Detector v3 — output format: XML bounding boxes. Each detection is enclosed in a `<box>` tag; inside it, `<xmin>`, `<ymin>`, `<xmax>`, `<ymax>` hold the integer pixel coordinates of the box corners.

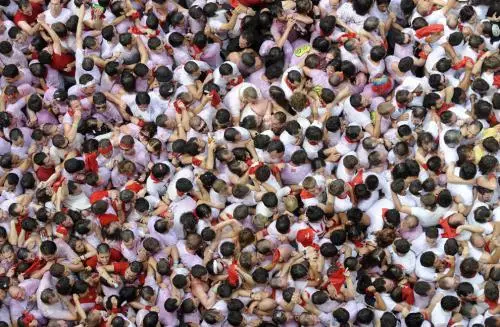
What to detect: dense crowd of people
<box><xmin>0</xmin><ymin>0</ymin><xmax>498</xmax><ymax>325</ymax></box>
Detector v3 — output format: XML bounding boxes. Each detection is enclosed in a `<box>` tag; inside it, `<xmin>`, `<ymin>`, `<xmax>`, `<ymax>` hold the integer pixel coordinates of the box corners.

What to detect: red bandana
<box><xmin>84</xmin><ymin>152</ymin><xmax>99</xmax><ymax>173</ymax></box>
<box><xmin>99</xmin><ymin>144</ymin><xmax>113</xmax><ymax>155</ymax></box>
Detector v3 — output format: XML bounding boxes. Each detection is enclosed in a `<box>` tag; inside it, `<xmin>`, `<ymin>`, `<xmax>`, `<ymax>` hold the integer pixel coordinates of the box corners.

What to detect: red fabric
<box><xmin>13</xmin><ymin>2</ymin><xmax>43</xmax><ymax>25</ymax></box>
<box><xmin>451</xmin><ymin>56</ymin><xmax>474</xmax><ymax>70</ymax></box>
<box><xmin>174</xmin><ymin>99</ymin><xmax>184</xmax><ymax>113</ymax></box>
<box><xmin>85</xmin><ymin>256</ymin><xmax>98</xmax><ymax>268</ymax></box>
<box><xmin>52</xmin><ymin>176</ymin><xmax>66</xmax><ymax>192</ymax></box>
<box><xmin>150</xmin><ymin>174</ymin><xmax>162</xmax><ymax>183</ymax></box>
<box><xmin>300</xmin><ymin>190</ymin><xmax>315</xmax><ymax>199</ymax></box>
<box><xmin>78</xmin><ymin>287</ymin><xmax>97</xmax><ymax>304</ymax></box>
<box><xmin>248</xmin><ymin>162</ymin><xmax>264</xmax><ymax>175</ymax></box>
<box><xmin>336</xmin><ymin>32</ymin><xmax>357</xmax><ymax>46</ymax></box>
<box><xmin>84</xmin><ymin>152</ymin><xmax>99</xmax><ymax>173</ymax></box>
<box><xmin>23</xmin><ymin>257</ymin><xmax>44</xmax><ymax>277</ymax></box>
<box><xmin>90</xmin><ymin>190</ymin><xmax>109</xmax><ymax>204</ymax></box>
<box><xmin>237</xmin><ymin>0</ymin><xmax>264</xmax><ymax>6</ymax></box>
<box><xmin>98</xmin><ymin>213</ymin><xmax>119</xmax><ymax>226</ymax></box>
<box><xmin>192</xmin><ymin>157</ymin><xmax>202</xmax><ymax>166</ymax></box>
<box><xmin>296</xmin><ymin>228</ymin><xmax>315</xmax><ymax>247</ymax></box>
<box><xmin>130</xmin><ymin>11</ymin><xmax>140</xmax><ymax>20</ymax></box>
<box><xmin>56</xmin><ymin>225</ymin><xmax>69</xmax><ymax>236</ymax></box>
<box><xmin>437</xmin><ymin>102</ymin><xmax>454</xmax><ymax>116</ymax></box>
<box><xmin>227</xmin><ymin>76</ymin><xmax>244</xmax><ymax>89</ymax></box>
<box><xmin>344</xmin><ymin>136</ymin><xmax>357</xmax><ymax>144</ymax></box>
<box><xmin>348</xmin><ymin>169</ymin><xmax>364</xmax><ymax>188</ymax></box>
<box><xmin>210</xmin><ymin>90</ymin><xmax>221</xmax><ymax>106</ymax></box>
<box><xmin>272</xmin><ymin>249</ymin><xmax>281</xmax><ymax>264</ymax></box>
<box><xmin>36</xmin><ymin>166</ymin><xmax>55</xmax><ymax>181</ymax></box>
<box><xmin>493</xmin><ymin>75</ymin><xmax>500</xmax><ymax>88</ymax></box>
<box><xmin>328</xmin><ymin>265</ymin><xmax>346</xmax><ymax>292</ymax></box>
<box><xmin>285</xmin><ymin>78</ymin><xmax>298</xmax><ymax>91</ymax></box>
<box><xmin>113</xmin><ymin>261</ymin><xmax>129</xmax><ymax>275</ymax></box>
<box><xmin>125</xmin><ymin>182</ymin><xmax>143</xmax><ymax>193</ymax></box>
<box><xmin>439</xmin><ymin>216</ymin><xmax>457</xmax><ymax>238</ymax></box>
<box><xmin>415</xmin><ymin>24</ymin><xmax>444</xmax><ymax>39</ymax></box>
<box><xmin>484</xmin><ymin>298</ymin><xmax>498</xmax><ymax>310</ymax></box>
<box><xmin>99</xmin><ymin>144</ymin><xmax>113</xmax><ymax>155</ymax></box>
<box><xmin>227</xmin><ymin>261</ymin><xmax>239</xmax><ymax>287</ymax></box>
<box><xmin>401</xmin><ymin>284</ymin><xmax>415</xmax><ymax>305</ymax></box>
<box><xmin>110</xmin><ymin>249</ymin><xmax>123</xmax><ymax>261</ymax></box>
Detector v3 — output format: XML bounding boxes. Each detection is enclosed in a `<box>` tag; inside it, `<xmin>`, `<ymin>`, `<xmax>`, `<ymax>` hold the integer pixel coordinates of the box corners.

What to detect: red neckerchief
<box><xmin>248</xmin><ymin>162</ymin><xmax>264</xmax><ymax>175</ymax></box>
<box><xmin>300</xmin><ymin>189</ymin><xmax>315</xmax><ymax>199</ymax></box>
<box><xmin>192</xmin><ymin>157</ymin><xmax>202</xmax><ymax>166</ymax></box>
<box><xmin>396</xmin><ymin>101</ymin><xmax>406</xmax><ymax>109</ymax></box>
<box><xmin>381</xmin><ymin>208</ymin><xmax>389</xmax><ymax>219</ymax></box>
<box><xmin>353</xmin><ymin>106</ymin><xmax>365</xmax><ymax>113</ymax></box>
<box><xmin>191</xmin><ymin>44</ymin><xmax>203</xmax><ymax>55</ymax></box>
<box><xmin>336</xmin><ymin>32</ymin><xmax>357</xmax><ymax>46</ymax></box>
<box><xmin>451</xmin><ymin>56</ymin><xmax>474</xmax><ymax>70</ymax></box>
<box><xmin>437</xmin><ymin>102</ymin><xmax>454</xmax><ymax>116</ymax></box>
<box><xmin>353</xmin><ymin>240</ymin><xmax>364</xmax><ymax>248</ymax></box>
<box><xmin>99</xmin><ymin>144</ymin><xmax>113</xmax><ymax>155</ymax></box>
<box><xmin>78</xmin><ymin>287</ymin><xmax>97</xmax><ymax>304</ymax></box>
<box><xmin>401</xmin><ymin>284</ymin><xmax>415</xmax><ymax>305</ymax></box>
<box><xmin>174</xmin><ymin>99</ymin><xmax>184</xmax><ymax>114</ymax></box>
<box><xmin>210</xmin><ymin>89</ymin><xmax>221</xmax><ymax>106</ymax></box>
<box><xmin>344</xmin><ymin>136</ymin><xmax>357</xmax><ymax>144</ymax></box>
<box><xmin>150</xmin><ymin>174</ymin><xmax>162</xmax><ymax>183</ymax></box>
<box><xmin>67</xmin><ymin>108</ymin><xmax>75</xmax><ymax>117</ymax></box>
<box><xmin>98</xmin><ymin>213</ymin><xmax>119</xmax><ymax>226</ymax></box>
<box><xmin>493</xmin><ymin>74</ymin><xmax>500</xmax><ymax>88</ymax></box>
<box><xmin>89</xmin><ymin>190</ymin><xmax>109</xmax><ymax>204</ymax></box>
<box><xmin>22</xmin><ymin>312</ymin><xmax>35</xmax><ymax>326</ymax></box>
<box><xmin>285</xmin><ymin>78</ymin><xmax>298</xmax><ymax>91</ymax></box>
<box><xmin>227</xmin><ymin>75</ymin><xmax>243</xmax><ymax>89</ymax></box>
<box><xmin>84</xmin><ymin>152</ymin><xmax>98</xmax><ymax>173</ymax></box>
<box><xmin>308</xmin><ymin>140</ymin><xmax>320</xmax><ymax>146</ymax></box>
<box><xmin>23</xmin><ymin>257</ymin><xmax>45</xmax><ymax>277</ymax></box>
<box><xmin>272</xmin><ymin>249</ymin><xmax>281</xmax><ymax>264</ymax></box>
<box><xmin>348</xmin><ymin>169</ymin><xmax>363</xmax><ymax>188</ymax></box>
<box><xmin>439</xmin><ymin>216</ymin><xmax>457</xmax><ymax>238</ymax></box>
<box><xmin>227</xmin><ymin>260</ymin><xmax>239</xmax><ymax>287</ymax></box>
<box><xmin>485</xmin><ymin>298</ymin><xmax>498</xmax><ymax>310</ymax></box>
<box><xmin>125</xmin><ymin>181</ymin><xmax>143</xmax><ymax>193</ymax></box>
<box><xmin>337</xmin><ymin>192</ymin><xmax>348</xmax><ymax>199</ymax></box>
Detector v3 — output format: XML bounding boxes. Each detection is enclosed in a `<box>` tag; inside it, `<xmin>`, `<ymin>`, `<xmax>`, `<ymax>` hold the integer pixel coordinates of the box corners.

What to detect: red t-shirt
<box><xmin>32</xmin><ymin>50</ymin><xmax>76</xmax><ymax>77</ymax></box>
<box><xmin>13</xmin><ymin>2</ymin><xmax>43</xmax><ymax>26</ymax></box>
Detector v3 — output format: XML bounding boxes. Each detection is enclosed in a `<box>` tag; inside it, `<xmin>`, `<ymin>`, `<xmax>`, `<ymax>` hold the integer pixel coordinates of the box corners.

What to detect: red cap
<box><xmin>415</xmin><ymin>24</ymin><xmax>444</xmax><ymax>39</ymax></box>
